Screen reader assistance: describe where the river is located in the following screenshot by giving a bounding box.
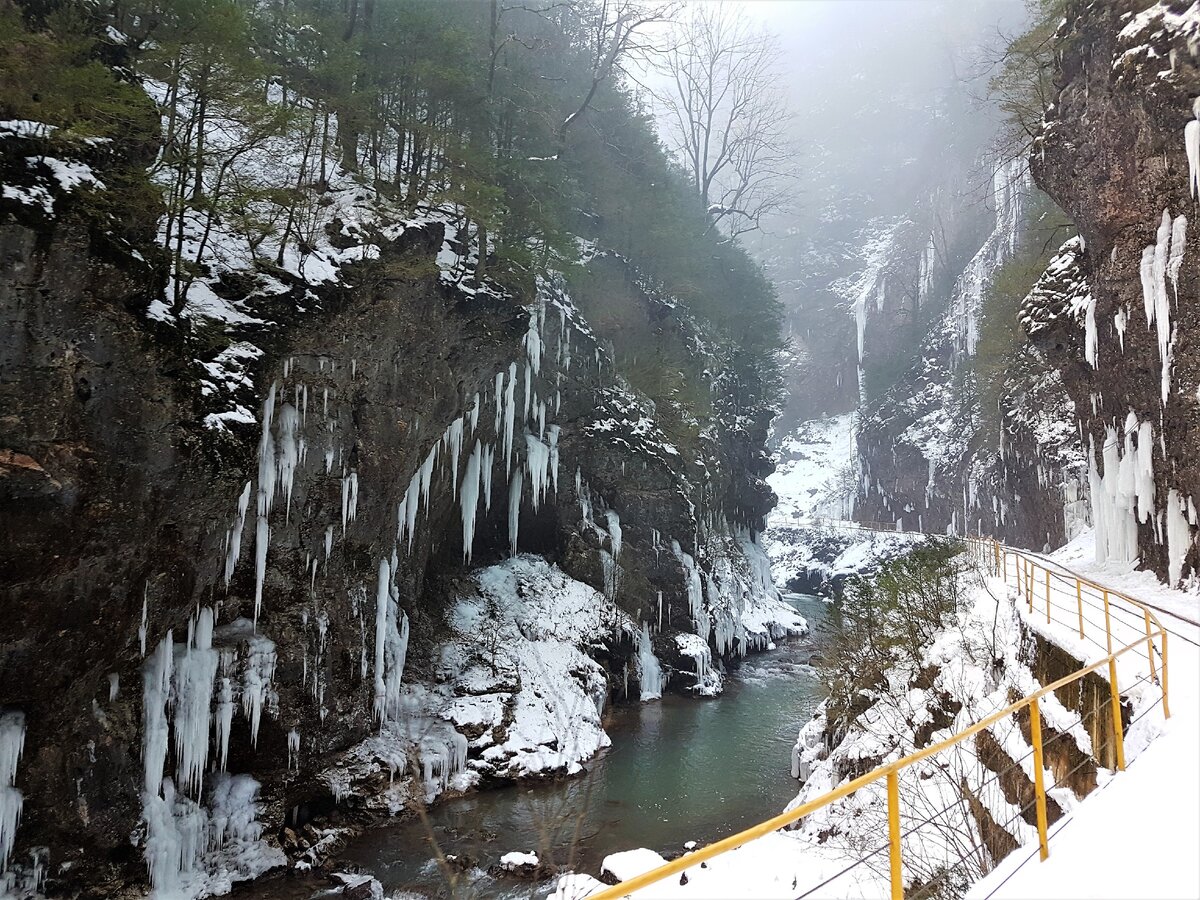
[279,592,831,898]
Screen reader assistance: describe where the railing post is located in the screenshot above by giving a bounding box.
[1026,560,1033,612]
[1045,570,1051,624]
[1029,697,1050,861]
[994,541,1000,577]
[887,770,903,900]
[1107,658,1126,772]
[1162,630,1171,720]
[1075,579,1084,639]
[1144,610,1159,685]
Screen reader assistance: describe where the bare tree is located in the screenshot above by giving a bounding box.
[555,0,678,151]
[651,5,796,239]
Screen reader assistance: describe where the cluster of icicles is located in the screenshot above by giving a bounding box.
[1081,95,1200,584]
[140,609,281,895]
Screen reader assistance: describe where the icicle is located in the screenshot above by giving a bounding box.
[1186,109,1200,198]
[173,609,219,797]
[525,433,551,511]
[287,729,300,772]
[341,470,359,534]
[524,310,543,376]
[215,677,234,772]
[493,371,505,435]
[547,425,560,494]
[419,443,437,512]
[503,362,517,472]
[277,404,299,521]
[481,443,495,513]
[139,589,148,657]
[142,633,174,796]
[373,559,390,722]
[605,509,622,558]
[399,471,420,552]
[0,711,27,872]
[252,384,278,624]
[224,482,252,587]
[253,516,269,626]
[444,417,465,499]
[638,628,667,705]
[241,636,277,748]
[371,558,410,725]
[508,469,523,556]
[461,441,483,563]
[1166,489,1192,585]
[1169,215,1187,299]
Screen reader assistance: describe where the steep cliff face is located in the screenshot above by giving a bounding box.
[851,160,1089,550]
[0,113,797,896]
[1028,0,1200,583]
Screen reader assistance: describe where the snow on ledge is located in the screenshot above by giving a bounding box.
[600,848,668,882]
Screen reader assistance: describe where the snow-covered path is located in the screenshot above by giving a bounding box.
[968,534,1200,900]
[560,528,1199,900]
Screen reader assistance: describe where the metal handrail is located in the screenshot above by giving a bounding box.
[589,531,1171,900]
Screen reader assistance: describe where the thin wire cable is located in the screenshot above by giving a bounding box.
[792,840,890,899]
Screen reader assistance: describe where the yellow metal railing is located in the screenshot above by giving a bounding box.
[590,532,1171,900]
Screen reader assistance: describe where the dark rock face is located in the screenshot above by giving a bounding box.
[847,158,1088,552]
[1030,0,1200,582]
[0,148,782,895]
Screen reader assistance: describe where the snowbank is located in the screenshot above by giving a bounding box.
[321,555,634,807]
[569,532,1191,898]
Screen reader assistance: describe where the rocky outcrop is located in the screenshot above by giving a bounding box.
[0,118,797,896]
[1025,0,1200,583]
[847,156,1089,551]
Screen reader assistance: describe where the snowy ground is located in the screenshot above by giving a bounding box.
[767,414,855,526]
[550,528,1199,899]
[966,531,1200,900]
[764,415,926,593]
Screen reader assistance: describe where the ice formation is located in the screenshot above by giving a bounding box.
[1139,209,1184,403]
[240,634,278,748]
[173,610,220,796]
[951,158,1027,358]
[604,509,622,559]
[526,433,551,511]
[508,470,524,555]
[341,470,359,534]
[223,482,252,587]
[1166,489,1193,585]
[502,361,517,472]
[0,711,26,872]
[460,440,483,562]
[140,621,285,895]
[636,622,665,701]
[1089,423,1154,566]
[672,540,708,640]
[372,557,410,724]
[1186,98,1200,198]
[674,633,720,696]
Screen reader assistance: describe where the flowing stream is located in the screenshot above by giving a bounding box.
[298,593,831,898]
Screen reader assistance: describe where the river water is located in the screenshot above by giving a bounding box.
[308,593,831,898]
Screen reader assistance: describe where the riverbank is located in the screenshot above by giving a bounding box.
[237,594,830,899]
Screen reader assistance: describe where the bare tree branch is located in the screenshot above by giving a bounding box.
[648,4,798,239]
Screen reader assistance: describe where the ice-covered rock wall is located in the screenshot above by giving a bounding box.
[847,155,1088,550]
[1026,0,1200,583]
[0,113,798,900]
